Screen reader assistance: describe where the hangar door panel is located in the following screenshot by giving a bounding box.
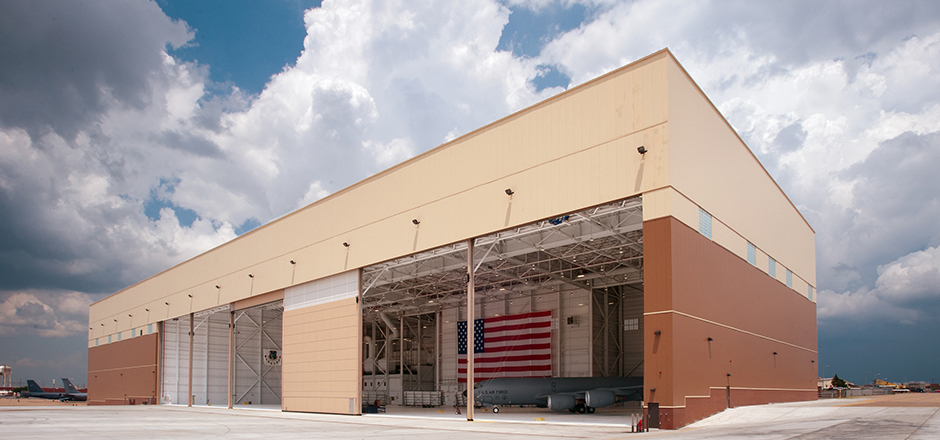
[161,316,189,404]
[160,308,230,406]
[283,270,361,414]
[233,301,283,407]
[192,309,230,406]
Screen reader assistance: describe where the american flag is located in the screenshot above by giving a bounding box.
[457,310,552,383]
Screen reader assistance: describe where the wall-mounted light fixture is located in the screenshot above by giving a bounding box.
[165,302,169,305]
[128,314,132,318]
[343,242,350,247]
[290,260,295,265]
[145,309,149,312]
[248,274,253,278]
[505,188,514,196]
[113,319,117,322]
[637,146,647,154]
[101,323,104,326]
[708,337,714,342]
[412,219,420,225]
[649,388,656,392]
[187,294,192,298]
[654,330,661,336]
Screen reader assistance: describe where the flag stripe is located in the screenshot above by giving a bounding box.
[485,321,552,334]
[457,353,551,364]
[483,310,551,323]
[458,364,553,374]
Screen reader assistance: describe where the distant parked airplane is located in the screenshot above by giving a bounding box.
[61,378,87,401]
[470,376,643,413]
[23,379,65,400]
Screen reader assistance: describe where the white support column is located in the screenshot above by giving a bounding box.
[466,238,475,421]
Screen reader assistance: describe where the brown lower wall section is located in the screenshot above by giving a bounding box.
[644,216,817,428]
[87,333,159,405]
[647,388,817,429]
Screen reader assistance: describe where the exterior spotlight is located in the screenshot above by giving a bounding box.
[128,314,132,317]
[650,388,656,392]
[248,274,253,278]
[101,323,104,326]
[343,242,350,247]
[113,319,117,322]
[505,188,514,196]
[165,302,169,305]
[773,352,778,355]
[637,146,647,154]
[708,337,714,342]
[654,330,661,336]
[89,327,93,330]
[412,219,420,225]
[145,309,149,312]
[290,260,295,265]
[215,285,220,289]
[187,294,192,298]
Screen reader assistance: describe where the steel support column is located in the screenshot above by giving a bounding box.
[228,307,234,409]
[188,312,194,407]
[466,238,475,421]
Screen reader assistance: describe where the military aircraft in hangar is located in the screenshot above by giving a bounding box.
[470,376,643,414]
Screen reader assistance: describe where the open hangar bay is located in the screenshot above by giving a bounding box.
[87,49,818,429]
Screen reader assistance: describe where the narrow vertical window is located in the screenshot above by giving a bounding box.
[786,269,793,288]
[95,338,99,347]
[698,208,712,239]
[148,323,153,334]
[118,332,122,341]
[808,285,814,301]
[747,242,756,266]
[108,335,112,343]
[769,257,776,278]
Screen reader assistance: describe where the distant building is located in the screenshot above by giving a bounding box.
[88,49,817,429]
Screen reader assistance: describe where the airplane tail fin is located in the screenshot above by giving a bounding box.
[26,379,45,394]
[62,378,78,393]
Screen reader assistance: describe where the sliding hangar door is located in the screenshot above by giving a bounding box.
[161,301,284,408]
[360,197,646,412]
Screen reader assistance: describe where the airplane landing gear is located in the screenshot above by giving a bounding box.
[569,403,588,413]
[493,406,500,414]
[586,406,596,414]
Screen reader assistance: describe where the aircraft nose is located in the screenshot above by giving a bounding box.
[461,390,467,397]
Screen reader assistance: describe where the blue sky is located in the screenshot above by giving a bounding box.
[1,0,940,388]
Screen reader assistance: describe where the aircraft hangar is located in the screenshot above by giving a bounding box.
[87,49,818,429]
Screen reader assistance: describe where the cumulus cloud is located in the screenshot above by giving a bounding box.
[0,292,88,337]
[819,245,940,326]
[0,0,192,140]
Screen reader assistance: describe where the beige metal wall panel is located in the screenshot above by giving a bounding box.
[711,216,747,263]
[282,296,361,414]
[665,55,815,286]
[90,51,740,354]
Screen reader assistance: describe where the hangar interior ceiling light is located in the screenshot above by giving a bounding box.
[361,196,644,318]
